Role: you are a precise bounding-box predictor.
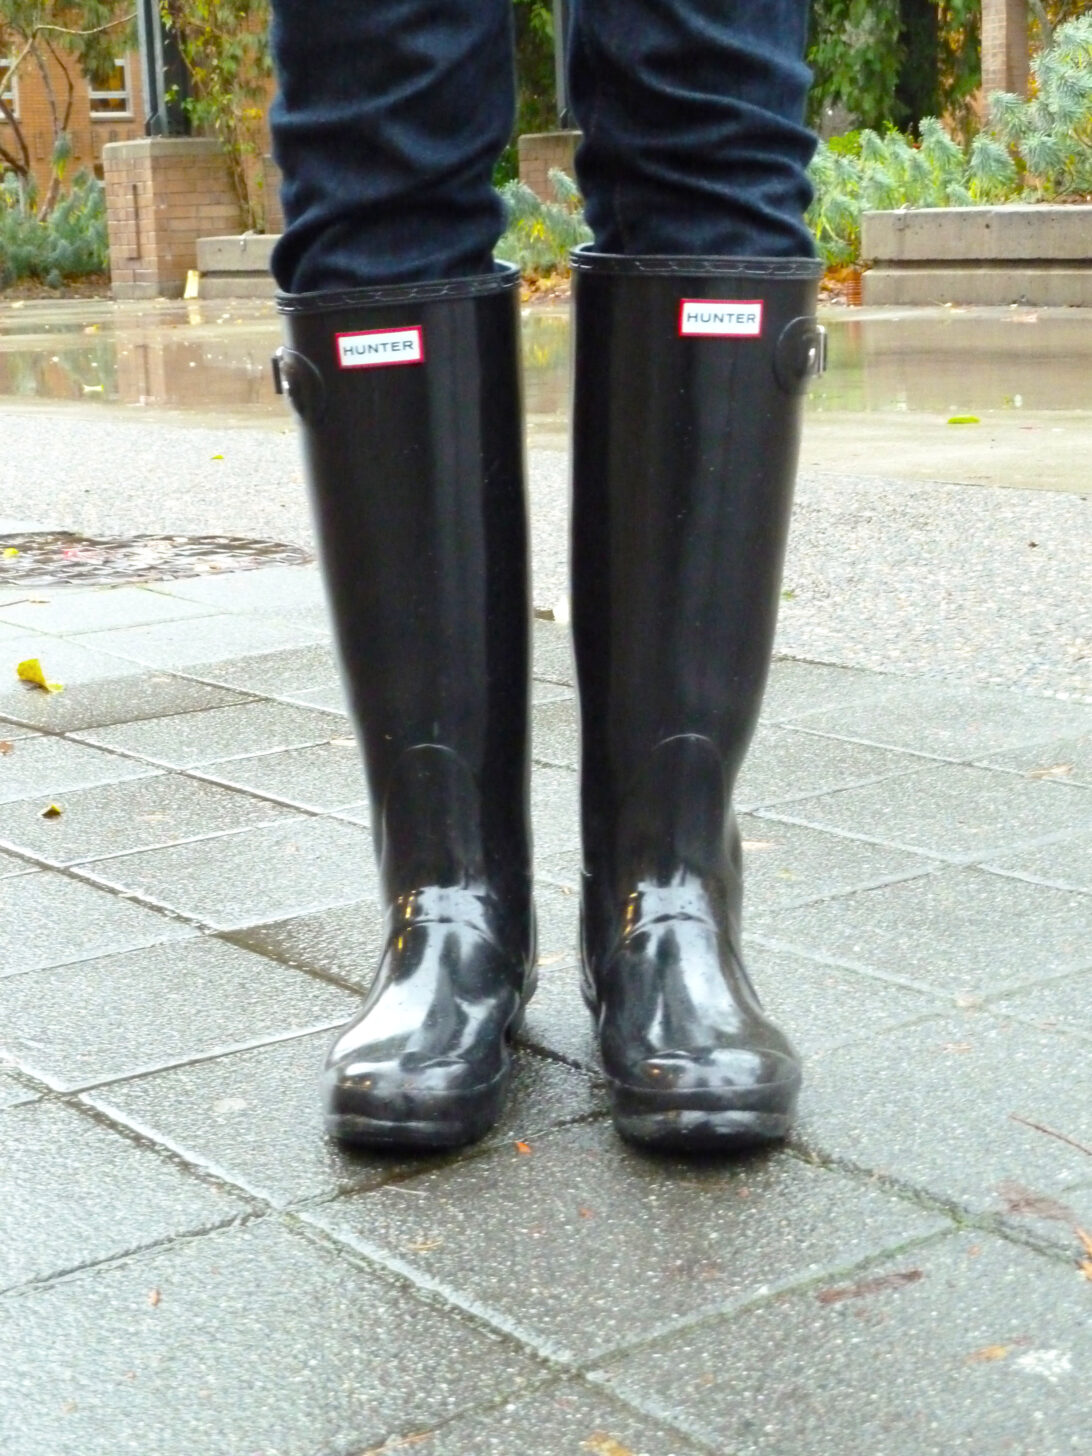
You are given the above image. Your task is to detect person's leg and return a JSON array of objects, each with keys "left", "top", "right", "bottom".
[
  {"left": 270, "top": 0, "right": 516, "bottom": 288},
  {"left": 565, "top": 1, "right": 825, "bottom": 1149},
  {"left": 567, "top": 0, "right": 816, "bottom": 258},
  {"left": 269, "top": 2, "right": 535, "bottom": 1148}
]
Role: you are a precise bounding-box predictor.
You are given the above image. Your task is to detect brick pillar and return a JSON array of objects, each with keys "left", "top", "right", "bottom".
[
  {"left": 517, "top": 131, "right": 582, "bottom": 201},
  {"left": 982, "top": 0, "right": 1029, "bottom": 97},
  {"left": 102, "top": 138, "right": 244, "bottom": 300}
]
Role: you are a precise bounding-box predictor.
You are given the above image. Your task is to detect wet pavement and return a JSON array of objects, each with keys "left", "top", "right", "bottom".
[{"left": 0, "top": 294, "right": 1090, "bottom": 1455}]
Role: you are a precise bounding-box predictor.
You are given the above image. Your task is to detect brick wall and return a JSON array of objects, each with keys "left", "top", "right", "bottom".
[
  {"left": 103, "top": 138, "right": 243, "bottom": 299},
  {"left": 518, "top": 131, "right": 581, "bottom": 202},
  {"left": 981, "top": 0, "right": 1029, "bottom": 97},
  {"left": 0, "top": 45, "right": 145, "bottom": 195}
]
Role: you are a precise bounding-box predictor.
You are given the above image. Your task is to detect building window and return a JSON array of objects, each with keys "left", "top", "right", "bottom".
[
  {"left": 0, "top": 58, "right": 19, "bottom": 119},
  {"left": 89, "top": 58, "right": 132, "bottom": 119}
]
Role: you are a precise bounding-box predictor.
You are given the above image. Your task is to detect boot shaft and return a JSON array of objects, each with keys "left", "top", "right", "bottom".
[{"left": 275, "top": 267, "right": 532, "bottom": 914}]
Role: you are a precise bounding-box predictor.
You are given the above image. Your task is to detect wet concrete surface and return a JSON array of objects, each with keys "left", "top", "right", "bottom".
[
  {"left": 0, "top": 294, "right": 1088, "bottom": 696},
  {"left": 1, "top": 296, "right": 1089, "bottom": 491},
  {"left": 1, "top": 297, "right": 1090, "bottom": 1453}
]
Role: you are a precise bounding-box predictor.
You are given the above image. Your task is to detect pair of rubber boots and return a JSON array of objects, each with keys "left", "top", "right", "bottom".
[{"left": 274, "top": 250, "right": 825, "bottom": 1153}]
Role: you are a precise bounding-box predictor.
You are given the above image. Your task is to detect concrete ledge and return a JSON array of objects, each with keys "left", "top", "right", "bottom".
[
  {"left": 862, "top": 205, "right": 1092, "bottom": 306},
  {"left": 865, "top": 266, "right": 1092, "bottom": 308},
  {"left": 197, "top": 233, "right": 278, "bottom": 298}
]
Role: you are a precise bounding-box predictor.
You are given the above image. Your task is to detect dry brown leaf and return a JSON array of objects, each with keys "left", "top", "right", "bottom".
[
  {"left": 997, "top": 1181, "right": 1076, "bottom": 1223},
  {"left": 40, "top": 804, "right": 63, "bottom": 820},
  {"left": 147, "top": 1288, "right": 161, "bottom": 1307},
  {"left": 515, "top": 1140, "right": 533, "bottom": 1155},
  {"left": 0, "top": 740, "right": 13, "bottom": 755},
  {"left": 1029, "top": 763, "right": 1073, "bottom": 779},
  {"left": 817, "top": 1269, "right": 924, "bottom": 1305}
]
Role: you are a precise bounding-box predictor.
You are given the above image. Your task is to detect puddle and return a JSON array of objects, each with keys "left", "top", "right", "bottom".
[
  {"left": 810, "top": 308, "right": 1092, "bottom": 415},
  {"left": 1, "top": 297, "right": 1090, "bottom": 482},
  {"left": 0, "top": 531, "right": 312, "bottom": 587}
]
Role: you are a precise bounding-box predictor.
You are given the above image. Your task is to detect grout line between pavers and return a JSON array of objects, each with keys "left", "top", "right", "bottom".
[
  {"left": 34, "top": 1016, "right": 352, "bottom": 1097},
  {"left": 787, "top": 1139, "right": 1091, "bottom": 1271},
  {"left": 785, "top": 718, "right": 1092, "bottom": 768},
  {"left": 749, "top": 806, "right": 1092, "bottom": 869},
  {"left": 0, "top": 1207, "right": 268, "bottom": 1304}
]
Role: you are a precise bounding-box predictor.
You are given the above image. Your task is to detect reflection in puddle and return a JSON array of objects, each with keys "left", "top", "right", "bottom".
[{"left": 1, "top": 297, "right": 1090, "bottom": 423}]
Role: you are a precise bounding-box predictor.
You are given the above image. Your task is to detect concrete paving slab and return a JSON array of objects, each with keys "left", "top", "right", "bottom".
[
  {"left": 531, "top": 762, "right": 580, "bottom": 884},
  {"left": 181, "top": 641, "right": 340, "bottom": 699},
  {"left": 380, "top": 1381, "right": 710, "bottom": 1456},
  {"left": 739, "top": 813, "right": 936, "bottom": 912},
  {"left": 533, "top": 696, "right": 579, "bottom": 768},
  {"left": 0, "top": 734, "right": 157, "bottom": 804},
  {"left": 0, "top": 847, "right": 35, "bottom": 879},
  {"left": 748, "top": 944, "right": 939, "bottom": 1057},
  {"left": 78, "top": 611, "right": 330, "bottom": 669},
  {"left": 0, "top": 1099, "right": 247, "bottom": 1294},
  {"left": 0, "top": 1069, "right": 38, "bottom": 1110},
  {"left": 797, "top": 1010, "right": 1092, "bottom": 1255},
  {"left": 793, "top": 680, "right": 1092, "bottom": 760},
  {"left": 76, "top": 698, "right": 343, "bottom": 768},
  {"left": 532, "top": 680, "right": 574, "bottom": 706},
  {"left": 533, "top": 617, "right": 575, "bottom": 686},
  {"left": 0, "top": 586, "right": 216, "bottom": 636},
  {"left": 0, "top": 722, "right": 41, "bottom": 740},
  {"left": 769, "top": 762, "right": 1091, "bottom": 861},
  {"left": 519, "top": 957, "right": 598, "bottom": 1069},
  {"left": 281, "top": 680, "right": 349, "bottom": 713},
  {"left": 738, "top": 727, "right": 929, "bottom": 812},
  {"left": 990, "top": 967, "right": 1092, "bottom": 1045},
  {"left": 977, "top": 732, "right": 1092, "bottom": 789},
  {"left": 195, "top": 738, "right": 366, "bottom": 811},
  {"left": 305, "top": 1123, "right": 948, "bottom": 1364},
  {"left": 148, "top": 564, "right": 325, "bottom": 614},
  {"left": 1, "top": 870, "right": 196, "bottom": 979},
  {"left": 0, "top": 772, "right": 299, "bottom": 865},
  {"left": 90, "top": 1031, "right": 606, "bottom": 1208},
  {"left": 595, "top": 1233, "right": 1092, "bottom": 1456},
  {"left": 76, "top": 817, "right": 374, "bottom": 932},
  {"left": 760, "top": 658, "right": 889, "bottom": 725},
  {"left": 758, "top": 867, "right": 1092, "bottom": 998},
  {"left": 0, "top": 1220, "right": 543, "bottom": 1456},
  {"left": 0, "top": 658, "right": 250, "bottom": 733},
  {"left": 0, "top": 936, "right": 356, "bottom": 1091},
  {"left": 984, "top": 830, "right": 1092, "bottom": 894},
  {"left": 224, "top": 894, "right": 384, "bottom": 992}
]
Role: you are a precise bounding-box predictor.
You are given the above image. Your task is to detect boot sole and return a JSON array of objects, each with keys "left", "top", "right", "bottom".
[{"left": 607, "top": 1070, "right": 799, "bottom": 1153}]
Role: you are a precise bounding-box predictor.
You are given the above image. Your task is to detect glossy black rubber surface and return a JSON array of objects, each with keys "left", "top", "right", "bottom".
[
  {"left": 277, "top": 265, "right": 534, "bottom": 1149},
  {"left": 570, "top": 250, "right": 820, "bottom": 1151}
]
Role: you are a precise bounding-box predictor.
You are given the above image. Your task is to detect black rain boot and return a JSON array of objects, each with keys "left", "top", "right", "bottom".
[
  {"left": 274, "top": 263, "right": 535, "bottom": 1149},
  {"left": 570, "top": 250, "right": 826, "bottom": 1151}
]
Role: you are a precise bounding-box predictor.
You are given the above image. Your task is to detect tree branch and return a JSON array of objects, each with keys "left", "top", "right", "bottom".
[{"left": 1027, "top": 0, "right": 1054, "bottom": 50}]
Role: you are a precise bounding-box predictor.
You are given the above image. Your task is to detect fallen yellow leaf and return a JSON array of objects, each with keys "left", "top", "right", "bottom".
[
  {"left": 16, "top": 659, "right": 63, "bottom": 693},
  {"left": 40, "top": 804, "right": 63, "bottom": 820},
  {"left": 582, "top": 1435, "right": 636, "bottom": 1456},
  {"left": 967, "top": 1344, "right": 1015, "bottom": 1364},
  {"left": 2, "top": 547, "right": 18, "bottom": 558}
]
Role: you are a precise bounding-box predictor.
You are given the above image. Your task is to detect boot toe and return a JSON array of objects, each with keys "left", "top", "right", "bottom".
[
  {"left": 322, "top": 1049, "right": 509, "bottom": 1149},
  {"left": 606, "top": 1043, "right": 801, "bottom": 1152}
]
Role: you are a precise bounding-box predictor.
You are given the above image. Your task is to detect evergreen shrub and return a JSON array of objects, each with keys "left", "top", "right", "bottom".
[{"left": 0, "top": 171, "right": 109, "bottom": 288}]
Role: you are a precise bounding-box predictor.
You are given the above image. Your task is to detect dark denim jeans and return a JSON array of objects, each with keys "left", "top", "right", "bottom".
[{"left": 270, "top": 0, "right": 816, "bottom": 293}]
